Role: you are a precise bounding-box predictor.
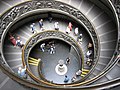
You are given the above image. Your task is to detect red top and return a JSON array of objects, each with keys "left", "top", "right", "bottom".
[
  {"left": 68, "top": 22, "right": 72, "bottom": 31},
  {"left": 10, "top": 36, "right": 16, "bottom": 46}
]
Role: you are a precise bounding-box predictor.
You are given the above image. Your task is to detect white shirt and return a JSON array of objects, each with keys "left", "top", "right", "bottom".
[
  {"left": 75, "top": 27, "right": 78, "bottom": 35},
  {"left": 54, "top": 22, "right": 59, "bottom": 29},
  {"left": 40, "top": 43, "right": 45, "bottom": 48},
  {"left": 66, "top": 27, "right": 70, "bottom": 33},
  {"left": 86, "top": 50, "right": 92, "bottom": 56},
  {"left": 16, "top": 40, "right": 22, "bottom": 45}
]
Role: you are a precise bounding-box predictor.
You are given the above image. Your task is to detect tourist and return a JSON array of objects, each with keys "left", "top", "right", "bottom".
[
  {"left": 86, "top": 58, "right": 92, "bottom": 66},
  {"left": 66, "top": 57, "right": 70, "bottom": 65},
  {"left": 77, "top": 34, "right": 82, "bottom": 44},
  {"left": 71, "top": 76, "right": 76, "bottom": 82},
  {"left": 50, "top": 44, "right": 55, "bottom": 54},
  {"left": 64, "top": 75, "right": 69, "bottom": 83},
  {"left": 66, "top": 26, "right": 71, "bottom": 34},
  {"left": 68, "top": 22, "right": 72, "bottom": 31},
  {"left": 40, "top": 43, "right": 45, "bottom": 52},
  {"left": 86, "top": 50, "right": 92, "bottom": 58},
  {"left": 117, "top": 54, "right": 120, "bottom": 58},
  {"left": 30, "top": 23, "right": 35, "bottom": 33},
  {"left": 39, "top": 19, "right": 43, "bottom": 30},
  {"left": 16, "top": 36, "right": 24, "bottom": 48},
  {"left": 88, "top": 42, "right": 93, "bottom": 50},
  {"left": 74, "top": 27, "right": 79, "bottom": 35},
  {"left": 18, "top": 65, "right": 27, "bottom": 78},
  {"left": 9, "top": 33, "right": 16, "bottom": 47},
  {"left": 76, "top": 69, "right": 82, "bottom": 76},
  {"left": 54, "top": 22, "right": 59, "bottom": 30}
]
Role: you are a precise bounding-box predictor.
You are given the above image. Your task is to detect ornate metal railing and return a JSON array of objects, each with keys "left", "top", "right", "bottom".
[{"left": 111, "top": 0, "right": 120, "bottom": 21}]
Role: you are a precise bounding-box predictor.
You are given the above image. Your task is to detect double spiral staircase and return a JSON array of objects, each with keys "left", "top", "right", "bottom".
[{"left": 0, "top": 0, "right": 120, "bottom": 90}]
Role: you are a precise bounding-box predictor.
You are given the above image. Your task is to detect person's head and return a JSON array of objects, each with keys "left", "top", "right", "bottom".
[
  {"left": 17, "top": 36, "right": 20, "bottom": 40},
  {"left": 51, "top": 45, "right": 53, "bottom": 48},
  {"left": 80, "top": 34, "right": 82, "bottom": 36},
  {"left": 32, "top": 23, "right": 35, "bottom": 25},
  {"left": 73, "top": 76, "right": 76, "bottom": 79},
  {"left": 38, "top": 58, "right": 41, "bottom": 61},
  {"left": 18, "top": 67, "right": 22, "bottom": 71},
  {"left": 67, "top": 57, "right": 70, "bottom": 60},
  {"left": 52, "top": 43, "right": 54, "bottom": 46},
  {"left": 40, "top": 19, "right": 43, "bottom": 22},
  {"left": 76, "top": 27, "right": 78, "bottom": 29},
  {"left": 89, "top": 43, "right": 92, "bottom": 46},
  {"left": 65, "top": 75, "right": 67, "bottom": 78}
]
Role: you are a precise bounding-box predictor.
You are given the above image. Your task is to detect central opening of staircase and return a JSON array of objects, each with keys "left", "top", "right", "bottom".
[{"left": 29, "top": 38, "right": 83, "bottom": 84}]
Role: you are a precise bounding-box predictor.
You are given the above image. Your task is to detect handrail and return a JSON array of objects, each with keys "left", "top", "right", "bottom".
[{"left": 38, "top": 61, "right": 49, "bottom": 82}]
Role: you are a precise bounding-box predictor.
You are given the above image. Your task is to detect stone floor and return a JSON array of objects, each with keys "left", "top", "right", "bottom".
[{"left": 30, "top": 39, "right": 82, "bottom": 84}]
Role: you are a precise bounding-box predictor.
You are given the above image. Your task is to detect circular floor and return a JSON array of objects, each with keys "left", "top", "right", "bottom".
[{"left": 30, "top": 39, "right": 82, "bottom": 84}]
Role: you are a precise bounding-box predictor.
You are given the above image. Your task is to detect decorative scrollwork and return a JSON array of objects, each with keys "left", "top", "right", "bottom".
[{"left": 111, "top": 0, "right": 120, "bottom": 21}]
